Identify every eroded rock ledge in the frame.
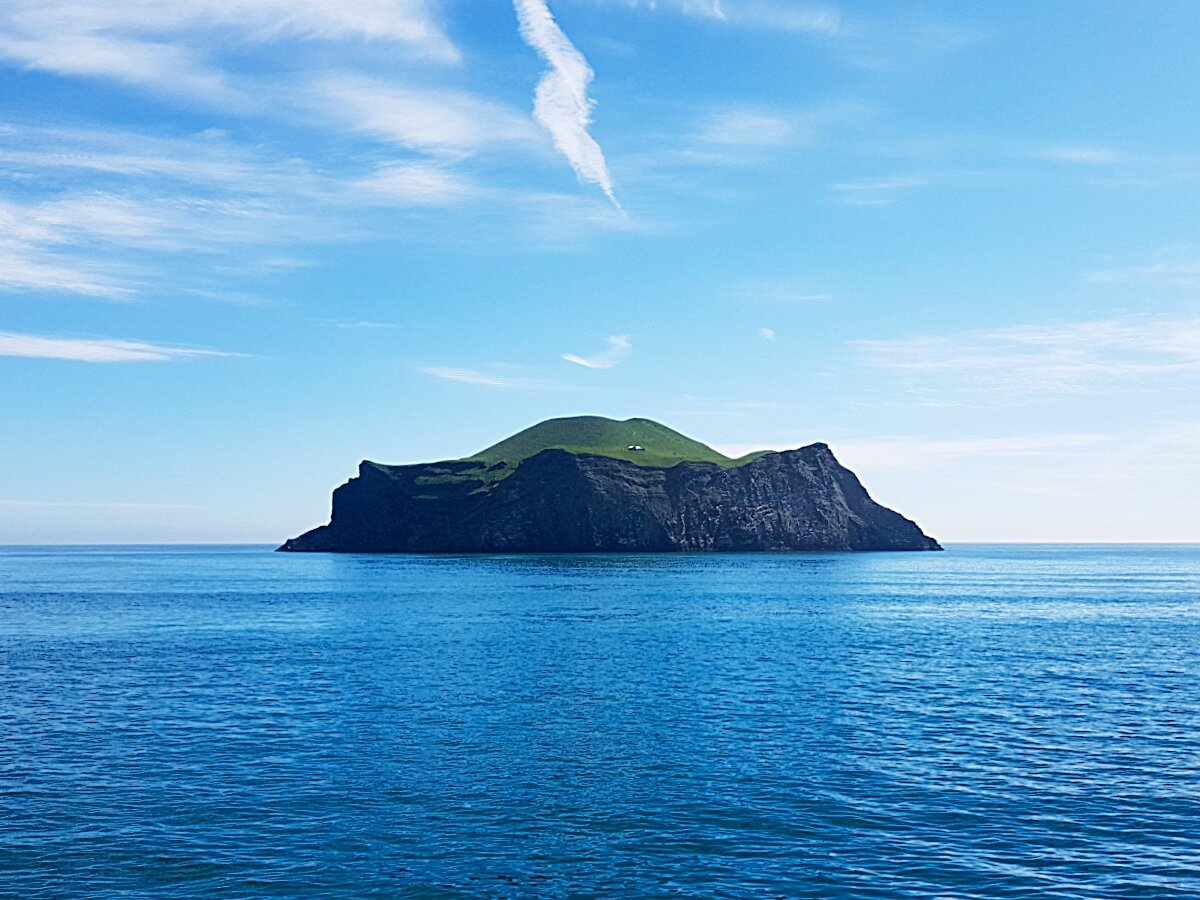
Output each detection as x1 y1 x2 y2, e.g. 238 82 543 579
280 443 941 553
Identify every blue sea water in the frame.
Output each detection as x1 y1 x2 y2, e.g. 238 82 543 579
2 545 1199 899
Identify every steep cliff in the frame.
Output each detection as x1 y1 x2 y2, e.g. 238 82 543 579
279 419 940 552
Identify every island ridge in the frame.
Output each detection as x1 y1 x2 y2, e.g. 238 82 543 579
279 416 941 553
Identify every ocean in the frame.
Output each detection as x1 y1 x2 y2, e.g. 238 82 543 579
2 544 1198 898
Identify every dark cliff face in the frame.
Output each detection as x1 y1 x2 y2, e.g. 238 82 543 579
279 444 941 553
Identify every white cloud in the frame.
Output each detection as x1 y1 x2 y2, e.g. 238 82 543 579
0 0 458 102
698 109 795 146
0 191 319 293
2 0 456 49
831 174 928 206
603 1 844 34
514 0 619 205
0 127 341 297
855 315 1200 398
311 76 539 156
0 249 132 299
735 281 832 304
0 330 236 362
0 112 637 301
1041 145 1121 165
711 433 1111 468
318 320 397 329
758 326 776 341
721 2 844 34
0 123 306 189
353 163 479 205
562 334 631 369
1087 249 1200 288
829 434 1113 471
419 366 556 389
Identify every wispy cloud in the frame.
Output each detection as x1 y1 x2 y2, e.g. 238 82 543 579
830 434 1113 471
317 319 397 329
758 327 776 341
0 122 491 300
856 315 1200 399
831 174 929 206
722 2 844 35
310 75 539 156
419 366 563 390
595 1 980 70
735 281 832 304
0 123 309 190
1 0 458 53
667 398 806 423
603 1 844 35
1087 249 1200 288
0 188 323 299
0 29 242 105
1041 145 1121 165
0 249 132 299
0 111 638 301
0 330 237 362
352 163 480 205
514 0 619 206
562 334 631 369
711 433 1111 467
0 0 458 104
698 109 796 147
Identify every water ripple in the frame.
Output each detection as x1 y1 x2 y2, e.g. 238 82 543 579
2 544 1199 897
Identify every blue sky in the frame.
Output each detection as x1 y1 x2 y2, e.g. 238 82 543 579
2 0 1198 543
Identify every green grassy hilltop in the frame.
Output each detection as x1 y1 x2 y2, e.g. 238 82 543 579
468 416 766 469
375 416 772 494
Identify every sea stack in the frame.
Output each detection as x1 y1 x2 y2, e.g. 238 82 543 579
280 416 941 553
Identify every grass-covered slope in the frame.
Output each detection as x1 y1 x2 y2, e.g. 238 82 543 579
369 415 772 494
468 416 757 469
368 416 771 494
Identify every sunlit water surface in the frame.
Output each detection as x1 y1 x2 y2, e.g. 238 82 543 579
2 544 1199 898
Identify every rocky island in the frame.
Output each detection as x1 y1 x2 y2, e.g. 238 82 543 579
279 416 941 553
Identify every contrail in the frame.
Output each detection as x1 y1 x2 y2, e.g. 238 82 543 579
513 0 620 208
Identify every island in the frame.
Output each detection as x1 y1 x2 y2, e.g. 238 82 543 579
279 416 941 553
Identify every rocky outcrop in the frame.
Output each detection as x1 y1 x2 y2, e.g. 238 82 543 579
279 443 941 553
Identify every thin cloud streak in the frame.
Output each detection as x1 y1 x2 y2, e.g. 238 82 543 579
698 109 795 146
736 281 832 304
353 163 480 205
0 249 132 299
713 433 1112 470
0 330 237 362
419 366 563 390
604 1 844 35
514 0 619 206
1 0 458 51
1041 145 1121 165
831 434 1113 471
831 174 929 206
0 0 459 104
318 320 398 329
311 75 539 156
1088 249 1200 288
562 334 631 369
856 316 1200 398
0 116 637 299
